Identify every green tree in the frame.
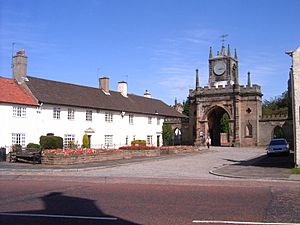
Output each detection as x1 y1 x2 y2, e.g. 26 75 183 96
162 123 173 146
220 113 229 133
262 90 289 115
82 134 90 148
182 98 190 116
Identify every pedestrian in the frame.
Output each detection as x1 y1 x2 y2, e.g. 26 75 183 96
206 136 211 149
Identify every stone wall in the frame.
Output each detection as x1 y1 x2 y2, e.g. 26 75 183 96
41 147 200 165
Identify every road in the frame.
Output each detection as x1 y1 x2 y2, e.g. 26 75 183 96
1 147 300 225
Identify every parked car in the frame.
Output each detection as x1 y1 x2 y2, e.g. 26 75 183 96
266 138 290 156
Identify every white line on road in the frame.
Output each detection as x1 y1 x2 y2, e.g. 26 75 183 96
192 220 300 225
0 212 118 221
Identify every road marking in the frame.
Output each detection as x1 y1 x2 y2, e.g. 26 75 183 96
192 220 300 225
0 212 118 221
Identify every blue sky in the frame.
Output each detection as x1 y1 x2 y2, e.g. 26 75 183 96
0 0 299 105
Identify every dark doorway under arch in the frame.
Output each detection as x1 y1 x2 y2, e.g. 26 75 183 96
208 106 229 146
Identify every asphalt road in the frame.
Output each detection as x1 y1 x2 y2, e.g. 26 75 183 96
1 147 300 225
1 179 300 225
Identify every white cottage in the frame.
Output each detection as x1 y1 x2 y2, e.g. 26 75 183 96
0 50 184 151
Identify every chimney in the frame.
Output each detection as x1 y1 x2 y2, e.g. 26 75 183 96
12 49 28 84
99 77 110 95
144 90 151 98
118 81 128 97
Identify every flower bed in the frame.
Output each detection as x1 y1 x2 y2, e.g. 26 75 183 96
119 145 157 150
42 148 122 157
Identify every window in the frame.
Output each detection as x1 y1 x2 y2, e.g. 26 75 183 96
105 112 113 123
64 134 75 147
129 114 134 124
13 106 26 117
125 135 129 145
157 117 160 125
86 110 92 121
53 107 60 119
147 135 153 145
12 133 25 147
148 117 152 124
68 108 75 120
104 135 113 147
133 135 136 141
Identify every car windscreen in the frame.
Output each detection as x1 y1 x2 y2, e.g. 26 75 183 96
270 140 287 145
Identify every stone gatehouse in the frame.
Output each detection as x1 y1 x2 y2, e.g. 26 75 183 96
187 44 292 147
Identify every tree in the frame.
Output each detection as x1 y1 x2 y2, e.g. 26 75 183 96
162 123 173 146
182 98 190 116
82 134 90 148
220 113 229 133
262 90 289 115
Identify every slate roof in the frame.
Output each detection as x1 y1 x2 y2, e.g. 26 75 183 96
26 76 185 118
0 77 37 106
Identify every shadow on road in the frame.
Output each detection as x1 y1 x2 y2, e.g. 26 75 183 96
0 192 140 225
224 153 294 169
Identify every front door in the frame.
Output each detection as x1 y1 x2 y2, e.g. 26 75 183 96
157 135 160 147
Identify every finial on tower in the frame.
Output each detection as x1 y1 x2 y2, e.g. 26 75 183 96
227 44 231 57
175 97 178 105
247 71 252 87
209 47 213 59
234 48 238 59
196 68 200 88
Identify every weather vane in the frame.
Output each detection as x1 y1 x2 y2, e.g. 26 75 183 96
220 34 228 46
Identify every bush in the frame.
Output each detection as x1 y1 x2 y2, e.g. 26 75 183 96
82 134 89 148
12 144 22 152
40 135 63 150
131 140 146 146
162 124 173 146
27 143 41 150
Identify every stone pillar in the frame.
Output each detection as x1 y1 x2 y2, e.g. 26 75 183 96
291 46 300 167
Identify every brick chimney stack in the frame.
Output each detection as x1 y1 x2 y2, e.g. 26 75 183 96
12 49 28 84
99 77 110 95
118 81 128 97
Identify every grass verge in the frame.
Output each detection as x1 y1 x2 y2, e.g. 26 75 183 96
291 168 300 174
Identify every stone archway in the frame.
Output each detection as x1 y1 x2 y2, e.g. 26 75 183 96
206 106 230 146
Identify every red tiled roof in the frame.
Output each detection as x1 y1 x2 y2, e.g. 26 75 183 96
0 77 38 106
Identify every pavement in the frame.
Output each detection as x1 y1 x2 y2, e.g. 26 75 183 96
0 147 299 182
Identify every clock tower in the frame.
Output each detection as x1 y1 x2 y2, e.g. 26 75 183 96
208 45 238 87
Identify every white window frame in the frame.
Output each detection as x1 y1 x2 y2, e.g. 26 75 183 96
105 112 113 123
64 134 75 148
129 114 134 125
12 133 25 147
13 106 26 118
53 107 61 119
86 110 93 121
104 135 113 148
148 117 152 124
68 108 75 120
147 135 153 146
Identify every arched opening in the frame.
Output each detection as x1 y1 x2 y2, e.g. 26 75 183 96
245 121 253 137
207 106 230 146
174 127 182 145
273 125 285 138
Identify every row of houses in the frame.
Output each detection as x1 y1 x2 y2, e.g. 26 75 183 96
0 50 184 152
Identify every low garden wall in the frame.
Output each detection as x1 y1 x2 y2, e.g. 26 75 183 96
40 146 200 165
41 149 161 165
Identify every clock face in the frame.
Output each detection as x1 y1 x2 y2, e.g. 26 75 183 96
213 62 226 75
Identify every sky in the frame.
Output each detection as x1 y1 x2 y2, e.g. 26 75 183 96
0 0 299 105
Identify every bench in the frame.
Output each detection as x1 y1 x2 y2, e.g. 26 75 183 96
9 148 41 164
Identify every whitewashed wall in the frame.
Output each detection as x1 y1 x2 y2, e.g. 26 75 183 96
1 102 164 151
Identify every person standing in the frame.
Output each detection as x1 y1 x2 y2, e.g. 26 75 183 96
206 136 211 149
